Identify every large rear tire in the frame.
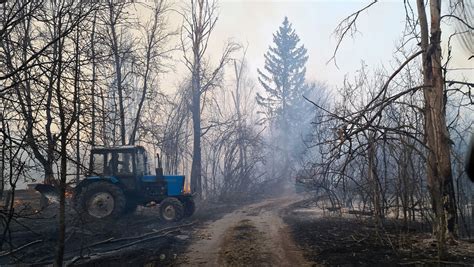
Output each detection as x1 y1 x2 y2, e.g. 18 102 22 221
159 197 184 222
75 181 126 220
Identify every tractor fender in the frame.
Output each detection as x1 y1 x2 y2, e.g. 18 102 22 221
74 176 120 197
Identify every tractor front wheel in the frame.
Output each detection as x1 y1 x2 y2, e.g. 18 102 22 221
182 198 195 217
75 181 126 220
159 197 184 222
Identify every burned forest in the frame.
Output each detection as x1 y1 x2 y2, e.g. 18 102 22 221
1 0 474 266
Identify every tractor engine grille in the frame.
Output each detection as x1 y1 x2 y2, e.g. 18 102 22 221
145 185 166 197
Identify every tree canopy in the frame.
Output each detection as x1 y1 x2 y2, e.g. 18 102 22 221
257 17 309 127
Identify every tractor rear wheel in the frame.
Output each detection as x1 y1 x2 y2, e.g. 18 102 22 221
75 181 126 220
159 197 184 222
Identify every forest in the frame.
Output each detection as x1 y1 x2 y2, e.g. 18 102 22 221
0 0 473 266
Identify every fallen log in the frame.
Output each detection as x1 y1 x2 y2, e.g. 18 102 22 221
65 230 179 265
86 221 196 248
63 221 197 265
0 239 42 257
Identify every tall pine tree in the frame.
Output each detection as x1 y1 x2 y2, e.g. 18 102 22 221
257 16 309 127
257 17 311 181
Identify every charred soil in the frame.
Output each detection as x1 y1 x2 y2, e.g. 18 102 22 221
283 199 474 266
0 199 242 266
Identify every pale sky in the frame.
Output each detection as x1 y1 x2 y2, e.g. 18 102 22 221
157 0 472 95
212 0 406 86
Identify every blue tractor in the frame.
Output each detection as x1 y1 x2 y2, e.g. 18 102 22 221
73 146 194 221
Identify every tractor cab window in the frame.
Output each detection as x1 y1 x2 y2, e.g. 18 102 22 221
91 150 135 176
92 153 106 175
136 151 146 176
104 152 113 175
116 152 133 175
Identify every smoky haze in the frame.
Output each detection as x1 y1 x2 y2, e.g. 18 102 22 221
4 0 472 193
159 0 414 93
1 1 474 266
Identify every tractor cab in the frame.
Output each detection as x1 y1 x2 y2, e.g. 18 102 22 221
88 146 150 191
89 146 149 178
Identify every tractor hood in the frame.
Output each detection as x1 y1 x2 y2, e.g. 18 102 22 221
142 175 185 196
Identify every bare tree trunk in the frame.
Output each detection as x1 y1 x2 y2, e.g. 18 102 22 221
90 10 97 153
417 0 457 258
54 18 65 266
107 1 126 145
191 64 202 196
400 140 410 227
186 0 208 198
74 27 81 184
100 79 107 144
0 115 5 199
129 2 167 145
56 140 67 267
368 134 382 221
182 0 237 198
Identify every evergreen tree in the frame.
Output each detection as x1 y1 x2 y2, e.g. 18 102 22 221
257 16 309 127
257 17 312 181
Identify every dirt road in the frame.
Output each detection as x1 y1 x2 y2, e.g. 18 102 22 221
179 195 312 267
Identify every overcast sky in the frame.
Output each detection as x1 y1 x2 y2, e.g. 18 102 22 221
212 0 405 86
158 0 472 95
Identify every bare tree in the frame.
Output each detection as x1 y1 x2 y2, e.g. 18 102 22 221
1 1 97 264
180 0 239 197
316 0 474 258
103 0 130 145
129 1 174 145
416 0 457 255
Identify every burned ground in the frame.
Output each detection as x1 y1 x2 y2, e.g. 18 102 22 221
283 200 474 266
0 199 243 266
3 196 474 266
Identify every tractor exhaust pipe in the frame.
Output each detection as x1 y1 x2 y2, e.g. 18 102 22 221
156 153 163 179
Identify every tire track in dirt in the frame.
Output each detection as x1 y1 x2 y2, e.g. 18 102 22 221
178 195 312 267
218 219 271 266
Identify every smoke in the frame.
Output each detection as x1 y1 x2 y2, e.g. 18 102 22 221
258 81 330 195
450 0 474 57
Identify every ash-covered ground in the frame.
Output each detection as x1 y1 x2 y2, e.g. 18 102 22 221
283 199 474 266
0 199 242 266
3 194 474 266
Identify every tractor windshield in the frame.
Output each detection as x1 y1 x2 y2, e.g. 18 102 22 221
91 151 133 176
89 146 148 176
116 152 133 175
91 152 106 175
136 149 148 175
